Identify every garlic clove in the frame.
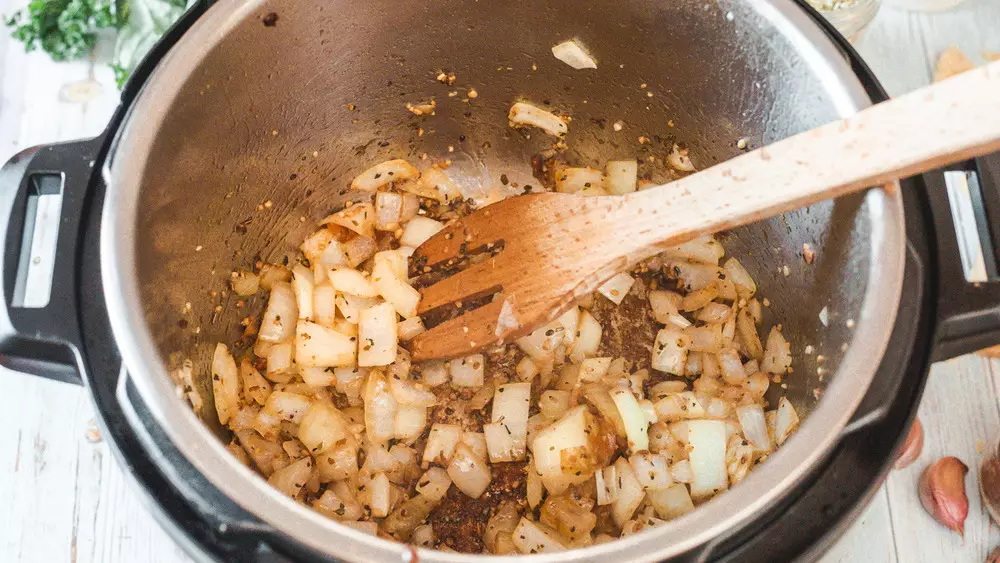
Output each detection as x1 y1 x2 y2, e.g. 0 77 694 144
918 456 969 537
988 545 1000 563
980 442 1000 527
894 416 924 470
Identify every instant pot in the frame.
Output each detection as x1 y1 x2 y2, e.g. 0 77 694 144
2 0 999 561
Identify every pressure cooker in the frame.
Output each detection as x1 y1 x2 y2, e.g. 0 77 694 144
1 0 998 561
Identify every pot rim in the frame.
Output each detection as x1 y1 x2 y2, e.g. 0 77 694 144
100 0 906 560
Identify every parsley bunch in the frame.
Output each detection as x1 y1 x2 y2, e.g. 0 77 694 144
6 0 121 62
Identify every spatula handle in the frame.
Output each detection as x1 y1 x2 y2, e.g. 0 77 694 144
622 60 1000 253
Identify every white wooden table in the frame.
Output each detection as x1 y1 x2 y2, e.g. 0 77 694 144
1 1 999 561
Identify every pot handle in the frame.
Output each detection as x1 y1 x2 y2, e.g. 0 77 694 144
0 138 104 385
928 152 1000 361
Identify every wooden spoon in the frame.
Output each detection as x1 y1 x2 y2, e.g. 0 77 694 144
408 61 1000 361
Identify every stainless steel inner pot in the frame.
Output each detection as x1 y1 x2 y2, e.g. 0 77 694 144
102 0 905 560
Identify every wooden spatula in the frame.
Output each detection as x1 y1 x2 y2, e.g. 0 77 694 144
408 61 1000 361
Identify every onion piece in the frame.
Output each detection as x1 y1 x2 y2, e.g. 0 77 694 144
265 342 295 382
211 343 240 425
231 270 260 296
611 388 649 453
364 369 397 443
398 167 462 203
398 316 426 341
508 102 568 137
647 483 695 520
268 456 313 498
665 261 724 292
517 320 564 361
389 377 436 407
327 268 378 298
663 236 725 265
595 465 619 505
258 263 292 290
296 319 357 367
298 400 351 454
423 423 462 465
314 487 363 521
666 144 696 172
648 290 690 328
319 239 350 268
651 328 691 375
717 348 747 385
512 518 567 554
368 471 392 517
570 310 602 362
342 235 378 267
654 391 706 422
555 167 604 194
351 159 420 192
531 406 590 477
773 397 800 445
394 404 428 440
612 457 646 526
240 358 272 406
736 309 764 361
761 327 792 375
358 302 397 366
300 229 334 264
312 283 337 327
399 216 444 248
447 442 492 498
723 258 757 299
415 466 452 501
374 191 403 231
597 273 634 306
488 382 531 460
578 357 613 382
321 202 376 238
605 160 638 195
449 354 485 387
736 404 771 453
551 39 597 69
629 452 673 490
341 521 378 536
686 420 729 500
418 361 448 387
254 391 313 440
371 257 420 319
696 302 732 324
259 282 298 342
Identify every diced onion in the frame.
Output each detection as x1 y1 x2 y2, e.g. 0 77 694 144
240 358 272 406
265 342 295 381
597 273 634 306
570 310 602 362
296 320 357 368
664 236 725 266
509 102 568 137
312 283 337 327
648 290 690 328
415 467 452 501
610 388 649 453
368 472 392 517
398 316 426 341
666 144 696 172
551 39 597 69
665 261 724 292
761 327 792 375
595 465 619 505
358 303 398 366
394 404 428 440
611 457 645 526
327 268 378 298
343 235 378 267
399 216 444 248
654 391 706 422
371 257 420 319
298 400 350 454
364 369 397 443
268 456 313 498
351 159 420 192
300 229 334 264
647 483 695 520
773 397 800 445
512 518 567 554
629 452 672 490
231 270 260 296
531 406 590 477
211 343 240 425
399 167 463 203
258 263 292 290
578 357 612 382
449 354 485 387
717 348 747 385
389 377 437 407
447 442 492 498
259 282 298 342
418 361 449 387
321 202 376 238
686 420 729 500
605 160 637 195
651 328 691 375
423 423 462 465
555 167 604 194
723 258 757 299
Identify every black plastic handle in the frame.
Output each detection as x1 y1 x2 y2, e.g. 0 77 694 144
928 151 1000 361
0 138 104 385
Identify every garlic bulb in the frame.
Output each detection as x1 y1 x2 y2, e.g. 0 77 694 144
918 456 969 536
